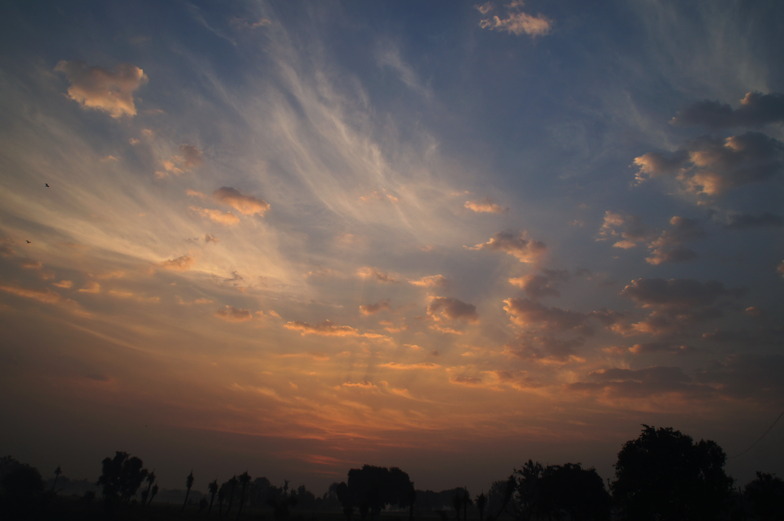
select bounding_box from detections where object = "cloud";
[620,278,742,310]
[645,216,704,265]
[378,362,441,371]
[215,305,256,322]
[671,91,784,128]
[634,132,784,197]
[284,319,384,339]
[719,212,783,229]
[357,267,399,283]
[469,231,546,263]
[156,145,204,178]
[697,353,784,403]
[504,297,590,333]
[506,334,585,363]
[55,60,148,118]
[597,210,649,249]
[427,296,478,324]
[213,187,270,216]
[359,300,390,316]
[464,198,507,214]
[570,366,710,399]
[508,269,569,298]
[159,255,195,271]
[190,206,241,226]
[477,2,552,37]
[408,274,447,289]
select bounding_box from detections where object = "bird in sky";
[45,183,50,187]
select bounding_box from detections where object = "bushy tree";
[744,472,784,521]
[0,456,45,518]
[612,425,732,521]
[510,460,609,521]
[344,465,415,521]
[97,451,149,510]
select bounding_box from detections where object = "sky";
[1,0,783,495]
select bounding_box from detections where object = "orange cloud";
[55,60,147,118]
[464,198,506,214]
[190,206,240,225]
[285,320,385,339]
[213,187,270,216]
[469,231,546,263]
[215,305,256,322]
[160,255,195,271]
[409,274,447,288]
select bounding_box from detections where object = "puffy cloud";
[620,278,742,310]
[409,274,447,289]
[427,296,478,323]
[634,132,784,197]
[55,60,147,118]
[508,269,569,298]
[597,210,649,249]
[213,187,270,216]
[671,91,784,128]
[645,216,703,265]
[190,206,241,225]
[464,198,507,214]
[215,305,255,322]
[469,231,546,263]
[478,2,552,37]
[504,297,590,333]
[159,255,194,271]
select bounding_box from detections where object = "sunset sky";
[1,0,783,495]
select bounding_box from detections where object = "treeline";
[1,425,783,521]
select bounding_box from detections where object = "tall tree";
[475,493,487,521]
[182,470,194,511]
[208,479,219,514]
[236,471,251,520]
[612,425,733,521]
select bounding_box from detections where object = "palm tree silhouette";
[51,466,62,494]
[208,479,219,514]
[182,470,194,512]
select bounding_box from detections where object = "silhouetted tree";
[453,488,471,521]
[744,472,784,521]
[236,471,251,520]
[51,465,62,494]
[208,479,219,514]
[612,425,733,521]
[513,460,544,521]
[267,480,298,521]
[486,476,515,521]
[345,465,415,521]
[97,451,148,512]
[183,470,194,511]
[475,493,487,521]
[141,471,156,505]
[538,463,609,521]
[0,456,45,518]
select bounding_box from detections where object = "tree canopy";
[612,425,733,521]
